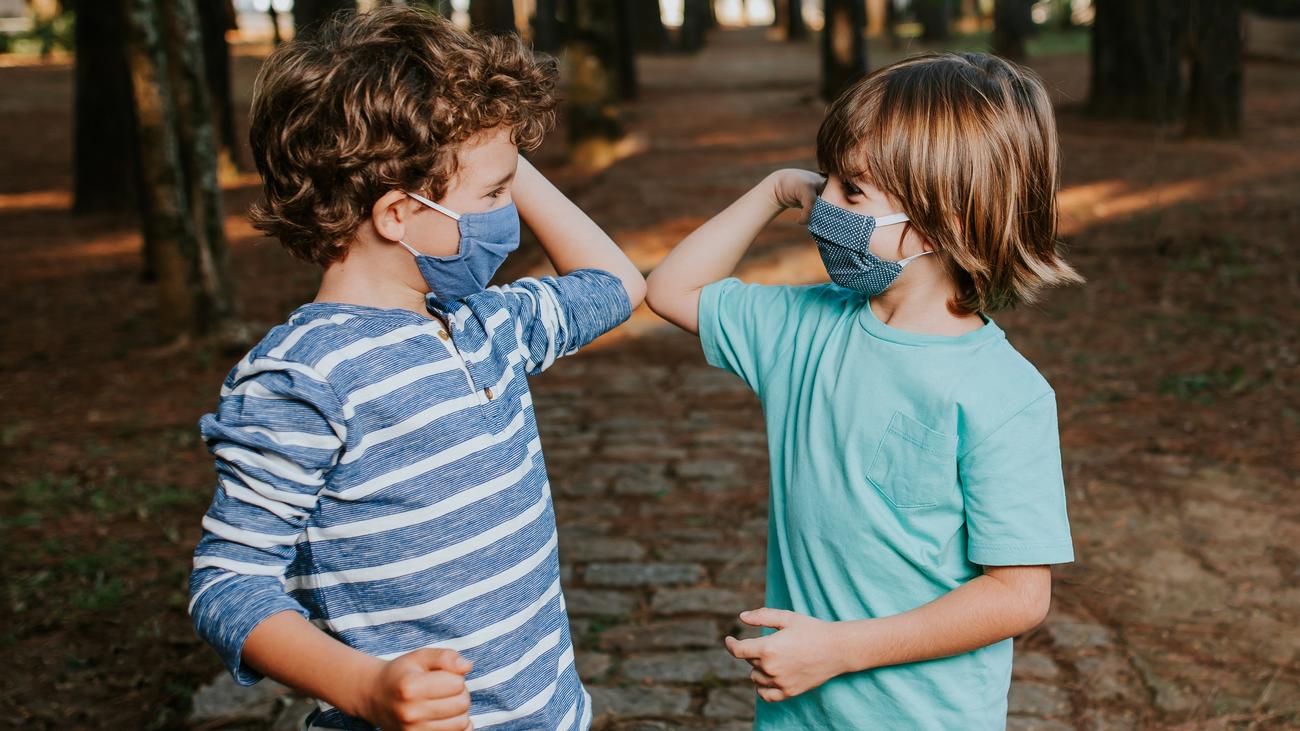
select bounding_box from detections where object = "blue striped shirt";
[189,270,631,731]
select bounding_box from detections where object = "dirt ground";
[0,27,1297,731]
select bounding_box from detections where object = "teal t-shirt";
[699,279,1074,731]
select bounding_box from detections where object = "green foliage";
[2,9,75,56]
[1159,367,1249,405]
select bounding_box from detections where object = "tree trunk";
[531,0,562,51]
[786,0,807,41]
[915,0,951,42]
[266,3,283,44]
[821,0,867,101]
[196,0,237,169]
[161,0,235,329]
[992,0,1032,61]
[293,0,355,35]
[470,0,517,35]
[125,0,234,337]
[1088,0,1184,122]
[410,0,453,14]
[1184,0,1242,138]
[612,0,638,98]
[631,0,669,52]
[567,0,631,168]
[72,0,140,216]
[679,0,710,52]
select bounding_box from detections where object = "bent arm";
[512,155,646,308]
[646,169,822,334]
[836,565,1053,673]
[240,611,383,718]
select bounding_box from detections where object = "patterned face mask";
[808,196,933,296]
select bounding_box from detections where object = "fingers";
[397,691,471,731]
[408,647,473,675]
[756,686,787,703]
[739,607,793,629]
[750,667,778,688]
[724,635,763,661]
[398,670,469,702]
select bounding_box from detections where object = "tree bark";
[292,0,355,36]
[470,0,517,35]
[161,0,235,328]
[566,0,631,168]
[125,0,235,337]
[1184,0,1242,138]
[1088,0,1184,123]
[992,0,1032,61]
[531,0,562,51]
[679,0,710,52]
[821,0,867,101]
[196,0,237,169]
[631,0,669,52]
[612,0,638,98]
[72,0,140,215]
[915,0,951,42]
[786,0,807,41]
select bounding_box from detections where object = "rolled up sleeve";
[189,361,344,685]
[499,269,632,376]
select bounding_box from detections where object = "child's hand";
[360,647,474,730]
[724,607,847,702]
[767,169,826,224]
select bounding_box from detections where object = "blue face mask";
[398,191,521,301]
[808,196,933,296]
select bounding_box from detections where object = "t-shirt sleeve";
[498,269,633,376]
[698,278,801,394]
[189,359,344,685]
[958,391,1075,566]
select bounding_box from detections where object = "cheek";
[866,224,906,259]
[412,214,462,256]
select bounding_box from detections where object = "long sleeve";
[496,269,632,376]
[189,358,345,685]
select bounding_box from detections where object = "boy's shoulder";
[949,325,1056,444]
[221,303,419,389]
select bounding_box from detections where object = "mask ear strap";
[875,213,910,227]
[405,191,462,221]
[396,240,421,256]
[898,250,934,267]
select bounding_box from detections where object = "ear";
[371,190,413,244]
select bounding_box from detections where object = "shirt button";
[484,387,494,400]
[437,330,450,341]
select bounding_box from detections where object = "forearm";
[834,567,1051,674]
[645,173,784,333]
[241,610,383,719]
[512,155,645,307]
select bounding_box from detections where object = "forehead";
[455,127,518,181]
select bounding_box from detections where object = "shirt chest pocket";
[866,412,959,509]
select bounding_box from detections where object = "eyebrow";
[484,170,516,192]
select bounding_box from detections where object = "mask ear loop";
[404,190,462,221]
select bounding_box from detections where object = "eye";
[842,180,864,199]
[487,187,507,199]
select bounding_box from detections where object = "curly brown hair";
[248,6,558,266]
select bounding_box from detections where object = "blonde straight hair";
[817,52,1084,314]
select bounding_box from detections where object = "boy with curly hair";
[187,8,644,730]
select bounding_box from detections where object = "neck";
[870,260,983,337]
[315,241,432,318]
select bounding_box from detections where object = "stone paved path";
[189,29,1300,731]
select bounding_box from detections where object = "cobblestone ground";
[189,30,1300,731]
